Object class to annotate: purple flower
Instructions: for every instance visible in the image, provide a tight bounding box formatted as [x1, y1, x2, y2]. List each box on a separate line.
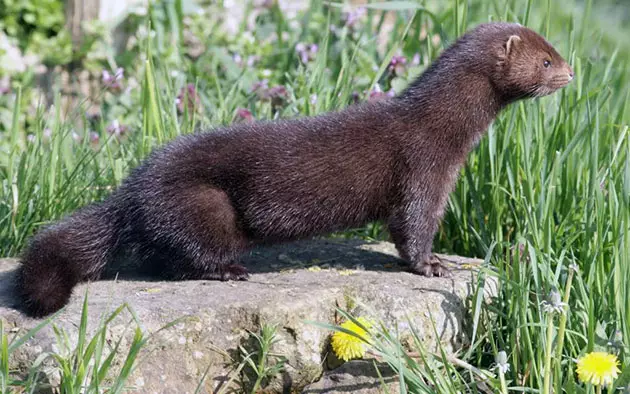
[295, 43, 318, 63]
[107, 120, 128, 137]
[388, 55, 407, 76]
[252, 79, 289, 107]
[412, 53, 421, 66]
[233, 53, 243, 66]
[102, 68, 124, 92]
[176, 84, 202, 114]
[267, 85, 287, 97]
[310, 94, 318, 105]
[234, 54, 260, 68]
[90, 132, 100, 147]
[344, 7, 366, 29]
[258, 0, 275, 9]
[70, 130, 101, 147]
[246, 55, 260, 67]
[368, 85, 395, 101]
[42, 128, 52, 142]
[72, 131, 82, 143]
[266, 86, 288, 107]
[251, 79, 269, 94]
[235, 108, 254, 123]
[0, 76, 10, 95]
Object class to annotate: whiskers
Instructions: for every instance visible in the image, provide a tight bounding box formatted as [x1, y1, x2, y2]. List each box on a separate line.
[527, 75, 572, 97]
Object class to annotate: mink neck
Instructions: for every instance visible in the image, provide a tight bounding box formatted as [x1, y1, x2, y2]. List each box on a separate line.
[395, 57, 505, 146]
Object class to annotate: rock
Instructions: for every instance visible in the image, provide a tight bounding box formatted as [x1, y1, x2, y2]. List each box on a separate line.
[302, 360, 399, 394]
[0, 239, 491, 393]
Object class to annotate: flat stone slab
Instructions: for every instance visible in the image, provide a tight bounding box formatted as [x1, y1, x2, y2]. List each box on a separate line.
[0, 239, 488, 393]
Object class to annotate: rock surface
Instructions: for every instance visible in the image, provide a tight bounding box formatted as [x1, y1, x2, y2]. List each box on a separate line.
[0, 239, 489, 393]
[302, 360, 399, 394]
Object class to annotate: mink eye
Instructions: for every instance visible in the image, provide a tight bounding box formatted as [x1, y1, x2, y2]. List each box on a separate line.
[543, 59, 551, 68]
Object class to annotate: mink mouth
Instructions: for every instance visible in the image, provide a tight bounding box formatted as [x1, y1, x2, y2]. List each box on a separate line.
[529, 75, 572, 97]
[550, 75, 573, 88]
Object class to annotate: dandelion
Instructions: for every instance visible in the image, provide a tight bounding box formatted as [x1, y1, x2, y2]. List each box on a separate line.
[542, 287, 566, 394]
[495, 351, 510, 374]
[331, 317, 372, 362]
[541, 287, 567, 314]
[495, 351, 510, 394]
[576, 352, 620, 387]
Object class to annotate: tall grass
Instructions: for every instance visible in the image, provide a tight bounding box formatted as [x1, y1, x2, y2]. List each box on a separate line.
[0, 0, 628, 392]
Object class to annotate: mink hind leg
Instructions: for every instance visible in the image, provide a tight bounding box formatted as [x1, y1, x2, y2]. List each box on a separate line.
[140, 185, 250, 281]
[387, 197, 450, 277]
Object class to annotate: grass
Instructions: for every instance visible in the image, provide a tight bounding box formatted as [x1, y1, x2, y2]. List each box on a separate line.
[0, 0, 629, 392]
[0, 291, 161, 393]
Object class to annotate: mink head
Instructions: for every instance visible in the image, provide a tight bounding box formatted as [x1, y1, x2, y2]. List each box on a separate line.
[491, 25, 573, 101]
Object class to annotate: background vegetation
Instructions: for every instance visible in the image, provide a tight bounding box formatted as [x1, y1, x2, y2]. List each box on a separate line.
[1, 0, 629, 392]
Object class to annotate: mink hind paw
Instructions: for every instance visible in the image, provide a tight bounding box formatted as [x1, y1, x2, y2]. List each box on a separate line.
[221, 263, 250, 281]
[193, 263, 250, 281]
[410, 255, 451, 278]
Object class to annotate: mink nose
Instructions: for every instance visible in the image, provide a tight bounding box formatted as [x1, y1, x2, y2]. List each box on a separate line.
[567, 65, 574, 81]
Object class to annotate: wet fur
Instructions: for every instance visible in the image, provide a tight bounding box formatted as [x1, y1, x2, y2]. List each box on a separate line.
[16, 22, 573, 317]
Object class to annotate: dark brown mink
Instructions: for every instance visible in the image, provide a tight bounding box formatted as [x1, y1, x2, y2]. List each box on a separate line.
[16, 22, 573, 317]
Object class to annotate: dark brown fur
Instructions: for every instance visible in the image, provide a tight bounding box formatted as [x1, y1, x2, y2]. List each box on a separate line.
[16, 22, 573, 317]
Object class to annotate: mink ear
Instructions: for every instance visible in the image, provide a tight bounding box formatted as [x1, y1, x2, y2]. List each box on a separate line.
[504, 35, 522, 58]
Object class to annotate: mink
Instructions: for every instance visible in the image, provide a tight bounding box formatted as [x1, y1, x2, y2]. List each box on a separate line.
[16, 22, 573, 317]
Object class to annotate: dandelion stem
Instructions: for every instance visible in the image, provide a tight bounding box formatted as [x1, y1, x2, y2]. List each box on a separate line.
[596, 385, 602, 394]
[554, 267, 575, 373]
[542, 312, 555, 394]
[499, 369, 509, 394]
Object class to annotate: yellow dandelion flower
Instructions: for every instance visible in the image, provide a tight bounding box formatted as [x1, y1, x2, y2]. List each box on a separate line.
[331, 317, 372, 362]
[576, 352, 620, 386]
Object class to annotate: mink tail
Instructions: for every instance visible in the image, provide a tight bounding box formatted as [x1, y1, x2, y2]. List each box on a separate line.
[16, 201, 122, 317]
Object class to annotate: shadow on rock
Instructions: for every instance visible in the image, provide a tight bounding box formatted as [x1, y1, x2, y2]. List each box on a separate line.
[97, 238, 408, 281]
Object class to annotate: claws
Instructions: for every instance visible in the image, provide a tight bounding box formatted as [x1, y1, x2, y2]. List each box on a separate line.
[410, 254, 452, 278]
[221, 263, 250, 281]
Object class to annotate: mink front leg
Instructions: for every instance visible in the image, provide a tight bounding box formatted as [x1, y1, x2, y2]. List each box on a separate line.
[388, 195, 450, 277]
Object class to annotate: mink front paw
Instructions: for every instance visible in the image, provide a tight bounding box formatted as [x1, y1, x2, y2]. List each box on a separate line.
[410, 255, 451, 278]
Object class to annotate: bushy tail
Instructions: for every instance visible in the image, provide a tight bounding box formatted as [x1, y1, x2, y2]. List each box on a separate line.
[16, 202, 121, 317]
